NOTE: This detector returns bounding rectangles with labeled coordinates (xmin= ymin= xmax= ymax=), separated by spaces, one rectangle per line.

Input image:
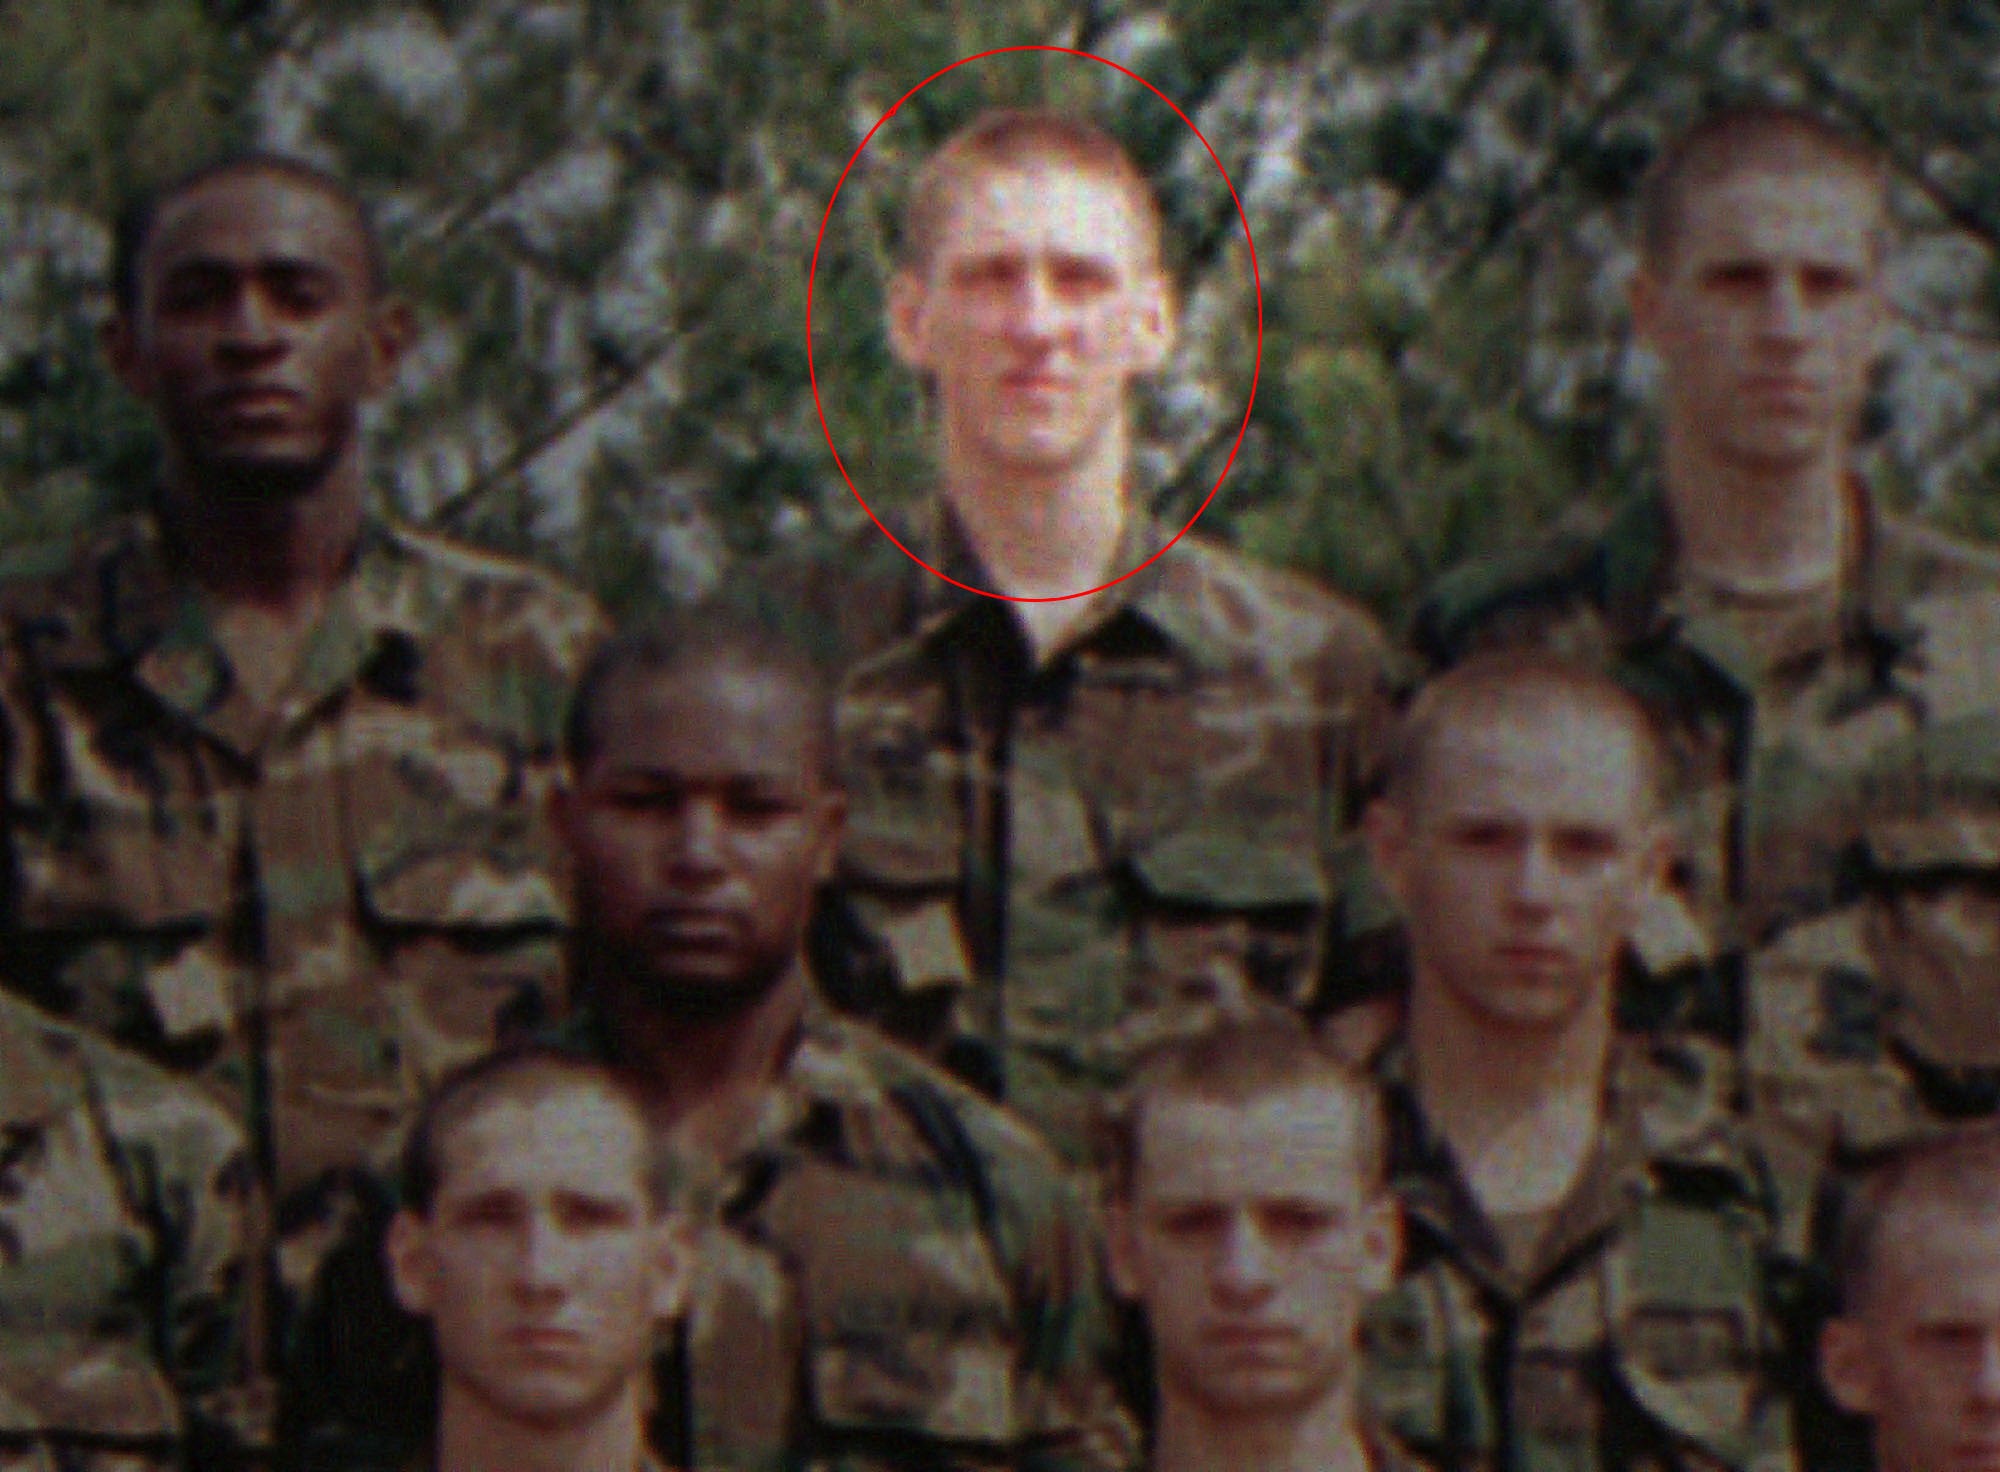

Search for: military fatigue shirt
xmin=1361 ymin=1037 xmax=1793 ymax=1472
xmin=834 ymin=511 xmax=1393 ymax=1160
xmin=1410 ymin=482 xmax=2000 ymax=1040
xmin=0 ymin=988 xmax=249 ymax=1471
xmin=589 ymin=991 xmax=1136 ymax=1472
xmin=0 ymin=511 xmax=602 ymax=1368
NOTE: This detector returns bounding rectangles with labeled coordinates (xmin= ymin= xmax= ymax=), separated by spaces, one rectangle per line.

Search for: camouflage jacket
xmin=0 ymin=988 xmax=249 ymax=1471
xmin=0 ymin=511 xmax=603 ymax=1373
xmin=273 ymin=990 xmax=1136 ymax=1472
xmin=1362 ymin=1037 xmax=1794 ymax=1472
xmin=833 ymin=510 xmax=1394 ymax=1161
xmin=553 ymin=990 xmax=1134 ymax=1472
xmin=1410 ymin=481 xmax=2000 ymax=1041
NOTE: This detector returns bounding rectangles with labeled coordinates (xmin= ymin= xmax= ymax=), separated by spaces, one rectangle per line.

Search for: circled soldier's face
xmin=556 ymin=663 xmax=844 ymax=1015
xmin=1632 ymin=158 xmax=1885 ymax=479
xmin=387 ymin=1088 xmax=684 ymax=1428
xmin=1371 ymin=701 xmax=1665 ymax=1032
xmin=109 ymin=169 xmax=406 ymax=496
xmin=1823 ymin=1210 xmax=2000 ymax=1472
xmin=890 ymin=162 xmax=1172 ymax=482
xmin=1109 ymin=1088 xmax=1396 ymax=1417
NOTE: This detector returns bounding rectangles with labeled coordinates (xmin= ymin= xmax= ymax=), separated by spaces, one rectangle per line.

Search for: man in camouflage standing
xmin=1408 ymin=104 xmax=2000 ymax=1082
xmin=833 ymin=108 xmax=1395 ymax=1164
xmin=0 ymin=988 xmax=250 ymax=1469
xmin=547 ymin=616 xmax=1133 ymax=1471
xmin=0 ymin=155 xmax=602 ymax=1423
xmin=1359 ymin=654 xmax=1792 ymax=1471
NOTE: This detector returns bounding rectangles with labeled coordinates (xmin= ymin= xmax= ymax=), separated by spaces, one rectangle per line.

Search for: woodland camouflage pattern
xmin=1362 ymin=1037 xmax=1792 ymax=1472
xmin=578 ymin=991 xmax=1135 ymax=1472
xmin=0 ymin=510 xmax=603 ymax=1376
xmin=1411 ymin=481 xmax=2000 ymax=1046
xmin=0 ymin=988 xmax=249 ymax=1471
xmin=833 ymin=510 xmax=1395 ymax=1162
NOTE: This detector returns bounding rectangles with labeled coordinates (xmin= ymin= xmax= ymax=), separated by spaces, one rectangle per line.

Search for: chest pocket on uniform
xmin=1127 ymin=824 xmax=1327 ymax=1015
xmin=1607 ymin=1194 xmax=1775 ymax=1471
xmin=755 ymin=1121 xmax=1019 ymax=1449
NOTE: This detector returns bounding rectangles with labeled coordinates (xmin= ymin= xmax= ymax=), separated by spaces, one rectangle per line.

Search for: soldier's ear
xmin=1358 ymin=1191 xmax=1401 ymax=1298
xmin=1819 ymin=1315 xmax=1880 ymax=1417
xmin=1104 ymin=1200 xmax=1142 ymax=1301
xmin=1362 ymin=798 xmax=1411 ymax=910
xmin=384 ymin=1210 xmax=437 ymax=1317
xmin=1125 ymin=269 xmax=1175 ymax=375
xmin=812 ymin=790 xmax=847 ymax=887
xmin=1627 ymin=264 xmax=1664 ymax=347
xmin=363 ymin=295 xmax=416 ymax=396
xmin=648 ymin=1212 xmax=694 ymax=1323
xmin=102 ymin=314 xmax=152 ymax=402
xmin=887 ymin=268 xmax=934 ymax=371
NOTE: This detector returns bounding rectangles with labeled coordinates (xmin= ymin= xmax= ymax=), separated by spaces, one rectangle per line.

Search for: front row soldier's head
xmin=1106 ymin=1017 xmax=1403 ymax=1472
xmin=386 ymin=1047 xmax=688 ymax=1472
xmin=1366 ymin=652 xmax=1671 ymax=1051
xmin=1821 ymin=1126 xmax=2000 ymax=1472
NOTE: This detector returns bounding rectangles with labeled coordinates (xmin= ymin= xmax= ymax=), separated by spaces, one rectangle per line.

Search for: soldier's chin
xmin=192 ymin=446 xmax=340 ymax=501
xmin=637 ymin=955 xmax=790 ymax=1019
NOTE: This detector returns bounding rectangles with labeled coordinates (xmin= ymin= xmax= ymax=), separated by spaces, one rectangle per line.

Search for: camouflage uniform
xmin=0 ymin=511 xmax=602 ymax=1382
xmin=0 ymin=987 xmax=249 ymax=1470
xmin=1361 ymin=1037 xmax=1794 ymax=1472
xmin=274 ymin=989 xmax=1135 ymax=1472
xmin=583 ymin=991 xmax=1136 ymax=1472
xmin=1410 ymin=481 xmax=2000 ymax=1039
xmin=834 ymin=509 xmax=1394 ymax=1162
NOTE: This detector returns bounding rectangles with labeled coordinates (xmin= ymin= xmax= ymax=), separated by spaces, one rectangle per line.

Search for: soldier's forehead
xmin=146 ymin=170 xmax=371 ymax=276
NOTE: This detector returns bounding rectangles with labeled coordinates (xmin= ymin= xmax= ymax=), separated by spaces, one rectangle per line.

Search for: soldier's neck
xmin=1407 ymin=978 xmax=1611 ymax=1216
xmin=434 ymin=1373 xmax=646 ymax=1472
xmin=159 ymin=449 xmax=365 ymax=613
xmin=1663 ymin=432 xmax=1848 ymax=595
xmin=1154 ymin=1381 xmax=1371 ymax=1472
xmin=611 ymin=959 xmax=810 ymax=1154
xmin=941 ymin=429 xmax=1127 ymax=593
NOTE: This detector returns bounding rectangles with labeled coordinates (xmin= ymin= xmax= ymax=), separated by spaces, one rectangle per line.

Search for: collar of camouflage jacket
xmin=1373 ymin=1032 xmax=1761 ymax=1296
xmin=26 ymin=511 xmax=461 ymax=760
xmin=896 ymin=499 xmax=1234 ymax=674
xmin=558 ymin=985 xmax=904 ymax=1163
xmin=1596 ymin=473 xmax=1921 ymax=693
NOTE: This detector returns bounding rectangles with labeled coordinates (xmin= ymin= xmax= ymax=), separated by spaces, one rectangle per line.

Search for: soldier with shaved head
xmin=1105 ymin=1015 xmax=1429 ymax=1472
xmin=1821 ymin=1126 xmax=2000 ymax=1472
xmin=0 ymin=155 xmax=604 ymax=1440
xmin=823 ymin=106 xmax=1396 ymax=1171
xmin=1359 ymin=653 xmax=1793 ymax=1472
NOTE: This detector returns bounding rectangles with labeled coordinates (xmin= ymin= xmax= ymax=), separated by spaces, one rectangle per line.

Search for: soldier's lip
xmin=209 ymin=384 xmax=304 ymax=412
xmin=1204 ymin=1322 xmax=1299 ymax=1347
xmin=645 ymin=908 xmax=744 ymax=941
xmin=503 ymin=1325 xmax=588 ymax=1355
xmin=1497 ymin=943 xmax=1570 ymax=964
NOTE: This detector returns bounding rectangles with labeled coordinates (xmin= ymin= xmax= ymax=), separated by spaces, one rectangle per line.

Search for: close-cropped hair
xmin=1833 ymin=1123 xmax=2000 ymax=1313
xmin=1637 ymin=101 xmax=1888 ymax=269
xmin=399 ymin=1044 xmax=674 ymax=1217
xmin=1383 ymin=650 xmax=1668 ymax=814
xmin=1103 ymin=1012 xmax=1388 ymax=1202
xmin=899 ymin=106 xmax=1165 ymax=272
xmin=112 ymin=151 xmax=388 ymax=315
xmin=563 ymin=604 xmax=838 ymax=779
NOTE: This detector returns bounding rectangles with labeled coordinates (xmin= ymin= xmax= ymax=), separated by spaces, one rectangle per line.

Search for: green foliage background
xmin=1 ymin=0 xmax=1996 ymax=619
